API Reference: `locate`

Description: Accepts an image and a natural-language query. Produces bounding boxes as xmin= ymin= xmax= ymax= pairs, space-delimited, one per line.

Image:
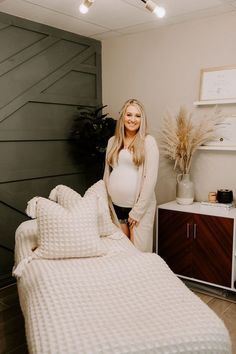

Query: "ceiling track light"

xmin=78 ymin=0 xmax=165 ymax=18
xmin=141 ymin=0 xmax=166 ymax=18
xmin=79 ymin=0 xmax=94 ymax=14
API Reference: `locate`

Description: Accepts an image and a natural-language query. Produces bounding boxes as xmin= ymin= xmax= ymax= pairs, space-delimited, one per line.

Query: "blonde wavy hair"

xmin=107 ymin=98 xmax=148 ymax=167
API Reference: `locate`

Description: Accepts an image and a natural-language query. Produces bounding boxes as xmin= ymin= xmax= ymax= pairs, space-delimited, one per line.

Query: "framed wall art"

xmin=199 ymin=65 xmax=236 ymax=102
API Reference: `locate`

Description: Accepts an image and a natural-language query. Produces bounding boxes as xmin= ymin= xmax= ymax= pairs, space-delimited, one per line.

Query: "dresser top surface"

xmin=158 ymin=201 xmax=236 ymax=219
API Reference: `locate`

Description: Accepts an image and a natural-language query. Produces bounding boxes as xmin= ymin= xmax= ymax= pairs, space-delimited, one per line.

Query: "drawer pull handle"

xmin=186 ymin=223 xmax=190 ymax=238
xmin=193 ymin=224 xmax=197 ymax=239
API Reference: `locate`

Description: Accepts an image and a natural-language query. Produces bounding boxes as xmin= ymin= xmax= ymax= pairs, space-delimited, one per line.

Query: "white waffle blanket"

xmin=15 ymin=221 xmax=231 ymax=354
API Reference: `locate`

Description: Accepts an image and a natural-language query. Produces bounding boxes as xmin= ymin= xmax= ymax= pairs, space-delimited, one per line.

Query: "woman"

xmin=103 ymin=98 xmax=159 ymax=252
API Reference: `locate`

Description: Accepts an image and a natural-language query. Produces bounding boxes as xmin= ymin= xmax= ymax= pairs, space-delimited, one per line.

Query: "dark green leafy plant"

xmin=69 ymin=105 xmax=116 ymax=163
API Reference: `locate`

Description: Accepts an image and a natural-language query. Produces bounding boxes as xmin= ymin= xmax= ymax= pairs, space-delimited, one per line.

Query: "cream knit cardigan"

xmin=103 ymin=134 xmax=159 ymax=252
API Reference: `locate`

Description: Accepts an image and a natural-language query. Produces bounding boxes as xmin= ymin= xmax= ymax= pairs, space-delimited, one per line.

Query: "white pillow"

xmin=84 ymin=180 xmax=118 ymax=236
xmin=49 ymin=180 xmax=117 ymax=237
xmin=49 ymin=184 xmax=82 ymax=208
xmin=29 ymin=194 xmax=104 ymax=259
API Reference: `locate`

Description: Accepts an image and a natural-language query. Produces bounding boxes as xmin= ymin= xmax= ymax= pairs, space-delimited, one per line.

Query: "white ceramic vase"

xmin=176 ymin=173 xmax=194 ymax=205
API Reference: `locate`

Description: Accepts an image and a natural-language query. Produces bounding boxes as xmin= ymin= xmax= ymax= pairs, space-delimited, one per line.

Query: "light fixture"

xmin=141 ymin=0 xmax=166 ymax=18
xmin=78 ymin=0 xmax=165 ymax=18
xmin=79 ymin=0 xmax=94 ymax=14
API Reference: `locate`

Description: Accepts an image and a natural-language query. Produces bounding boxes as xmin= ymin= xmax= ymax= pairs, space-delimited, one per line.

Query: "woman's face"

xmin=123 ymin=104 xmax=141 ymax=135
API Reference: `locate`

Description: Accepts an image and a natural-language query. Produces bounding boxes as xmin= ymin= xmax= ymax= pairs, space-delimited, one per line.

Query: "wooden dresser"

xmin=157 ymin=201 xmax=236 ymax=291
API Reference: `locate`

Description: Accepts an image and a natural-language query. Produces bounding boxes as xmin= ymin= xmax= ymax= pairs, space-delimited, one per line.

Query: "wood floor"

xmin=194 ymin=290 xmax=236 ymax=353
xmin=0 ymin=282 xmax=236 ymax=354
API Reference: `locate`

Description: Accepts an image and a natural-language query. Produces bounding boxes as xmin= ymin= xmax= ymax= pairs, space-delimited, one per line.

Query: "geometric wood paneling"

xmin=0 ymin=39 xmax=87 ymax=107
xmin=43 ymin=71 xmax=97 ymax=99
xmin=0 ymin=11 xmax=102 ymax=287
xmin=0 ymin=25 xmax=46 ymax=64
xmin=0 ymin=174 xmax=88 ymax=214
xmin=0 ymin=203 xmax=27 ymax=251
xmin=0 ymin=141 xmax=80 ymax=182
xmin=0 ymin=102 xmax=78 ymax=140
xmin=0 ymin=284 xmax=28 ymax=353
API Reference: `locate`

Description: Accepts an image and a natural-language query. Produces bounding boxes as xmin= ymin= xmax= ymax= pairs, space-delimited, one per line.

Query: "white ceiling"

xmin=0 ymin=0 xmax=236 ymax=40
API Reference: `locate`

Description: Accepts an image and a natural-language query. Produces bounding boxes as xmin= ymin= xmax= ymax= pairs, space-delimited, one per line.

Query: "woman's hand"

xmin=128 ymin=217 xmax=138 ymax=228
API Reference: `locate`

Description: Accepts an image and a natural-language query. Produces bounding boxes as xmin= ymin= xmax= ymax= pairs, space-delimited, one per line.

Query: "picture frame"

xmin=199 ymin=65 xmax=236 ymax=102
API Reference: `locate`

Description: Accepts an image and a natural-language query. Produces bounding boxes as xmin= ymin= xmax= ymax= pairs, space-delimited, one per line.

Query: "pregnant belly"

xmin=108 ymin=169 xmax=138 ymax=207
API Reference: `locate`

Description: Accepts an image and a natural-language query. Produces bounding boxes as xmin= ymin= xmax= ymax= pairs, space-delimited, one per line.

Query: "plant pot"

xmin=176 ymin=174 xmax=194 ymax=205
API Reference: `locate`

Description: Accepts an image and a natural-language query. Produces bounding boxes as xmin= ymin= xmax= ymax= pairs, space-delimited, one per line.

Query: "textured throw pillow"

xmin=49 ymin=184 xmax=82 ymax=208
xmin=27 ymin=194 xmax=104 ymax=259
xmin=84 ymin=180 xmax=118 ymax=236
xmin=49 ymin=180 xmax=117 ymax=236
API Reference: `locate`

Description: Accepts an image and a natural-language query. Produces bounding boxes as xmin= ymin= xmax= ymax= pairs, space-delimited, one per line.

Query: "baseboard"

xmin=182 ymin=279 xmax=236 ymax=303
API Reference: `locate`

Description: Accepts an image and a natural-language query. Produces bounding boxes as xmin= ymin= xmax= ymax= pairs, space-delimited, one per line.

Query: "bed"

xmin=13 ymin=181 xmax=231 ymax=354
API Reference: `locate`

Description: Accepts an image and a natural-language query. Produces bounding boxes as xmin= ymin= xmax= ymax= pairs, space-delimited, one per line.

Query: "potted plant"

xmin=69 ymin=105 xmax=116 ymax=177
xmin=160 ymin=106 xmax=222 ymax=204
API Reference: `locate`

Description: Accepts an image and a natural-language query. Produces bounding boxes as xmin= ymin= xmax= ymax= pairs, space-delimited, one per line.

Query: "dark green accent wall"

xmin=0 ymin=12 xmax=102 ymax=287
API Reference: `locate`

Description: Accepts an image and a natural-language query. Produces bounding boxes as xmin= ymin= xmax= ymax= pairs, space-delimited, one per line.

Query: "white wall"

xmin=102 ymin=12 xmax=236 ymax=205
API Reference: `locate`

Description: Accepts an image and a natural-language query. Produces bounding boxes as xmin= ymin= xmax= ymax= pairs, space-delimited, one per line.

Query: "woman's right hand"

xmin=128 ymin=216 xmax=138 ymax=228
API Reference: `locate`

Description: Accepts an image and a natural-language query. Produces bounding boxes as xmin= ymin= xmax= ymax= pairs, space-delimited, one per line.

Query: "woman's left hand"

xmin=128 ymin=217 xmax=138 ymax=228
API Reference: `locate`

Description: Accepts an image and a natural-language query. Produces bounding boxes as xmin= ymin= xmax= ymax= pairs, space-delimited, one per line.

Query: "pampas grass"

xmin=160 ymin=106 xmax=222 ymax=174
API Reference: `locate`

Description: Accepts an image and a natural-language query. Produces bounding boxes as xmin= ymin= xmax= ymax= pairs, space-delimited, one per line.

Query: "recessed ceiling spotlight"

xmin=141 ymin=0 xmax=166 ymax=18
xmin=153 ymin=5 xmax=166 ymax=18
xmin=79 ymin=0 xmax=95 ymax=14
